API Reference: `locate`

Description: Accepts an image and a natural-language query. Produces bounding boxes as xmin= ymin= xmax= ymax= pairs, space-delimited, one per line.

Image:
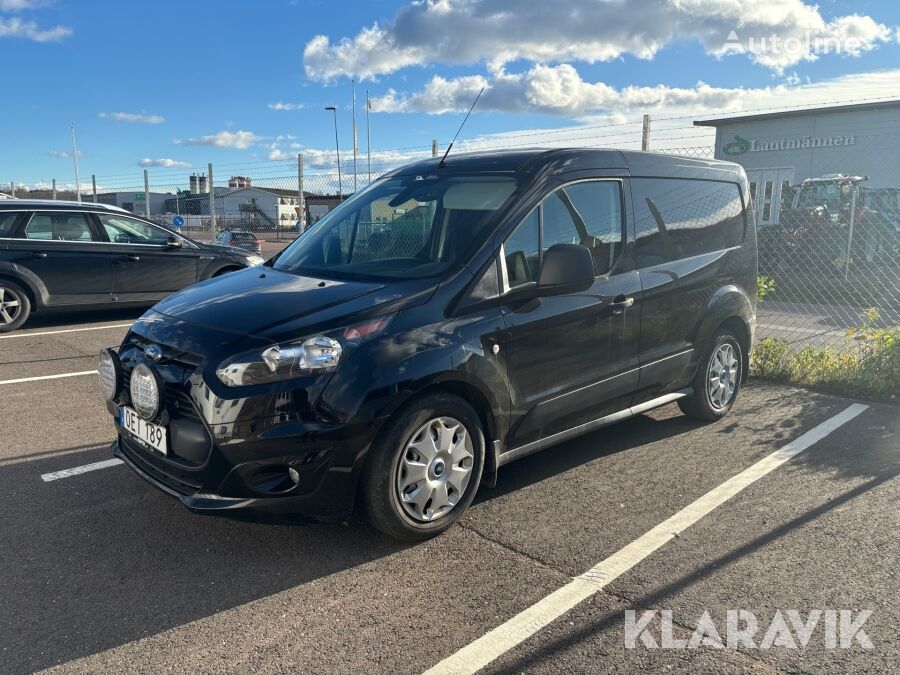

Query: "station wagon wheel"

xmin=396 ymin=416 xmax=475 ymax=522
xmin=0 ymin=281 xmax=31 ymax=333
xmin=678 ymin=329 xmax=743 ymax=422
xmin=361 ymin=392 xmax=485 ymax=541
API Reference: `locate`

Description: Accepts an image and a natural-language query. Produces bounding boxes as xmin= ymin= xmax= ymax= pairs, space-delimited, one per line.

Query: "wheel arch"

xmin=0 ymin=268 xmax=41 ymax=311
xmin=692 ymin=285 xmax=754 ymax=383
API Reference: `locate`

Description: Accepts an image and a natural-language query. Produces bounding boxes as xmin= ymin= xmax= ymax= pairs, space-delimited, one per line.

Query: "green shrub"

xmin=751 ymin=308 xmax=899 ymax=401
xmin=757 ymin=275 xmax=776 ymax=302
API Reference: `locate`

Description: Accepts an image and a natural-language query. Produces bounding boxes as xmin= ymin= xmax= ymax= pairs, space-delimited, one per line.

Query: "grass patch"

xmin=751 ymin=309 xmax=900 ymax=402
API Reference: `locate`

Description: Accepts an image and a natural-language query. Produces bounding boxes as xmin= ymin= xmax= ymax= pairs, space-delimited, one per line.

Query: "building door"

xmin=746 ymin=168 xmax=794 ymax=226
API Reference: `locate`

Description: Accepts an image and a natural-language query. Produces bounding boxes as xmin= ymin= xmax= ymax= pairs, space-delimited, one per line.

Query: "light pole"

xmin=325 ymin=106 xmax=343 ymax=199
xmin=71 ymin=122 xmax=81 ymax=202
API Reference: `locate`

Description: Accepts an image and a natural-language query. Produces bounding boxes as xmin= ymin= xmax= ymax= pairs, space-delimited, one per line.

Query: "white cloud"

xmin=0 ymin=15 xmax=71 ymax=41
xmin=0 ymin=1 xmax=46 ymax=10
xmin=303 ymin=0 xmax=896 ymax=80
xmin=137 ymin=158 xmax=191 ymax=168
xmin=370 ymin=63 xmax=900 ymax=120
xmin=268 ymin=102 xmax=304 ymax=111
xmin=183 ymin=130 xmax=263 ymax=149
xmin=267 ymin=143 xmax=291 ymax=160
xmin=99 ymin=111 xmax=166 ymax=124
xmin=48 ymin=149 xmax=79 ymax=158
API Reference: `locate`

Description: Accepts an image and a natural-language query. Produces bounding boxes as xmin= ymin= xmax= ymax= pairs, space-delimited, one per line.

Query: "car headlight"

xmin=98 ymin=348 xmax=122 ymax=401
xmin=215 ymin=315 xmax=394 ymax=387
xmin=130 ymin=364 xmax=163 ymax=420
xmin=246 ymin=255 xmax=265 ymax=266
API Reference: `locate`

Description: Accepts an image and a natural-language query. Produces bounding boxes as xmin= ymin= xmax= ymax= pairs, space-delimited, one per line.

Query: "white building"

xmin=216 ymin=187 xmax=303 ymax=229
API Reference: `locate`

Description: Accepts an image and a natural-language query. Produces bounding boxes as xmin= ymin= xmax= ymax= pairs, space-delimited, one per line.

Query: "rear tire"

xmin=361 ymin=392 xmax=484 ymax=541
xmin=678 ymin=330 xmax=743 ymax=422
xmin=0 ymin=280 xmax=31 ymax=333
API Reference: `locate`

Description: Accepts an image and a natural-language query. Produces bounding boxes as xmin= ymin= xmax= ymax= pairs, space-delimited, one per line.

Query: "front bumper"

xmin=112 ymin=436 xmax=358 ymax=523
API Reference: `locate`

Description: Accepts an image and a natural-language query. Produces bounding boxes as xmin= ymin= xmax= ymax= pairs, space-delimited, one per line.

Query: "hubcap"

xmin=396 ymin=416 xmax=474 ymax=522
xmin=707 ymin=343 xmax=739 ymax=409
xmin=0 ymin=287 xmax=22 ymax=326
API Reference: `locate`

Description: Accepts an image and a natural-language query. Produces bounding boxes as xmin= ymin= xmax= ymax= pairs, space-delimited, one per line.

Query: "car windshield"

xmin=273 ymin=173 xmax=520 ymax=280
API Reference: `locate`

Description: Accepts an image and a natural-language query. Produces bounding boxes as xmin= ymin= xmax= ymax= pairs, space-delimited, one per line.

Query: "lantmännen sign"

xmin=723 ymin=134 xmax=856 ymax=157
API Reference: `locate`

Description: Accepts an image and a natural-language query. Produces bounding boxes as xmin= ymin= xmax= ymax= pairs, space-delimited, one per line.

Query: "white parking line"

xmin=0 ymin=323 xmax=132 ymax=339
xmin=423 ymin=403 xmax=868 ymax=675
xmin=0 ymin=370 xmax=98 ymax=386
xmin=41 ymin=458 xmax=123 ymax=482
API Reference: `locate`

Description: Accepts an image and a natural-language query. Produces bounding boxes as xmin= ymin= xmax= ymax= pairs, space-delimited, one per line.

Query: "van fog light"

xmin=130 ymin=364 xmax=162 ymax=420
xmin=98 ymin=348 xmax=121 ymax=401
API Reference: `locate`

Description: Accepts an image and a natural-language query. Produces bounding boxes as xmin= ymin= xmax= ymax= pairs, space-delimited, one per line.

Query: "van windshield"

xmin=274 ymin=174 xmax=520 ymax=280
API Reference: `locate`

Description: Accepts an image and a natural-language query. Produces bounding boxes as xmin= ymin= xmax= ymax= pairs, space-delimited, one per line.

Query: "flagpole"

xmin=366 ymin=90 xmax=372 ymax=183
xmin=351 ymin=79 xmax=358 ymax=192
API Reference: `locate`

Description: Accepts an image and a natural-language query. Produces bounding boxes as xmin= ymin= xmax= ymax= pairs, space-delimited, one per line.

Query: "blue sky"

xmin=2 ymin=0 xmax=900 ymax=189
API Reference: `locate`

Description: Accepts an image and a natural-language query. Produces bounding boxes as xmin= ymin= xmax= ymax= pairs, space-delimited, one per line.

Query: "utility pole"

xmin=71 ymin=122 xmax=81 ymax=202
xmin=9 ymin=181 xmax=15 ymax=198
xmin=52 ymin=178 xmax=57 ymax=200
xmin=92 ymin=174 xmax=97 ymax=203
xmin=297 ymin=153 xmax=305 ymax=233
xmin=143 ymin=169 xmax=150 ymax=217
xmin=432 ymin=139 xmax=439 ymax=157
xmin=641 ymin=114 xmax=651 ymax=152
xmin=366 ymin=90 xmax=372 ymax=184
xmin=351 ymin=80 xmax=358 ymax=192
xmin=208 ymin=163 xmax=216 ymax=235
xmin=325 ymin=106 xmax=343 ymax=199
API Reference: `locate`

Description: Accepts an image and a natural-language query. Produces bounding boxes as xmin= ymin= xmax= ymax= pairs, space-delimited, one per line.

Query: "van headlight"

xmin=245 ymin=255 xmax=265 ymax=266
xmin=215 ymin=315 xmax=394 ymax=387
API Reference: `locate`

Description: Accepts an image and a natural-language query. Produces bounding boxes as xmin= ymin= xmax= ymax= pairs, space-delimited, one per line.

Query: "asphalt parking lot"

xmin=1 ymin=312 xmax=897 ymax=674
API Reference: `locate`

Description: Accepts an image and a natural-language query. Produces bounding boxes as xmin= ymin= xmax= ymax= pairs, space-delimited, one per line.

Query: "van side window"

xmin=503 ymin=210 xmax=539 ymax=288
xmin=545 ymin=181 xmax=623 ymax=276
xmin=631 ymin=178 xmax=744 ymax=266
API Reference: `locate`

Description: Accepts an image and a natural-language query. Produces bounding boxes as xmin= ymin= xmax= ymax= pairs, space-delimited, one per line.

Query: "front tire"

xmin=361 ymin=392 xmax=484 ymax=541
xmin=678 ymin=330 xmax=743 ymax=422
xmin=0 ymin=281 xmax=31 ymax=333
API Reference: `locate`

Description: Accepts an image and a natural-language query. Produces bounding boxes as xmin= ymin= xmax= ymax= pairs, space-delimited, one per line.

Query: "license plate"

xmin=119 ymin=406 xmax=168 ymax=455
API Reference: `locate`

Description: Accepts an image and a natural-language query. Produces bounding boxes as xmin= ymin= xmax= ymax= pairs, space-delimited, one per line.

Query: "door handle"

xmin=610 ymin=295 xmax=635 ymax=315
xmin=31 ymin=252 xmax=47 ymax=259
xmin=126 ymin=254 xmax=140 ymax=262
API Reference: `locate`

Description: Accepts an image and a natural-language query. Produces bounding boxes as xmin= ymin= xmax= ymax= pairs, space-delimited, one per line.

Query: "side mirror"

xmin=537 ymin=244 xmax=594 ymax=294
xmin=165 ymin=235 xmax=183 ymax=249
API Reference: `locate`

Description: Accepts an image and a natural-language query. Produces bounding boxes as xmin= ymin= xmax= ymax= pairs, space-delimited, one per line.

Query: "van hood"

xmin=149 ymin=266 xmax=438 ymax=343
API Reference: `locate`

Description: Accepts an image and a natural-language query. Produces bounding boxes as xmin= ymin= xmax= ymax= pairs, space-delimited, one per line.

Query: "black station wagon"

xmin=98 ymin=149 xmax=757 ymax=540
xmin=0 ymin=201 xmax=265 ymax=332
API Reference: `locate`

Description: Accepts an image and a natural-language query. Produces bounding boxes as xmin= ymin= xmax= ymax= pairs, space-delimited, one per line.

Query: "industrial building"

xmin=695 ymin=99 xmax=900 ymax=226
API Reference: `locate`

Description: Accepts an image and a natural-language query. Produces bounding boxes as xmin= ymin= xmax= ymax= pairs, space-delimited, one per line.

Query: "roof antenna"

xmin=439 ymin=86 xmax=485 ymax=167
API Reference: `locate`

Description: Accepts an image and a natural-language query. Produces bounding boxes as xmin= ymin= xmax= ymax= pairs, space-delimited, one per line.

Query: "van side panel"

xmin=630 ymin=176 xmax=752 ymax=402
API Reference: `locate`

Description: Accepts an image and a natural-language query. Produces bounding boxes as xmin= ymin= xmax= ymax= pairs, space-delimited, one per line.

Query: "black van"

xmin=99 ymin=149 xmax=757 ymax=540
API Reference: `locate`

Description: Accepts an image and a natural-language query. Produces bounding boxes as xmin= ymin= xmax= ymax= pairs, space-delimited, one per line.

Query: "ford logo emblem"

xmin=144 ymin=344 xmax=163 ymax=362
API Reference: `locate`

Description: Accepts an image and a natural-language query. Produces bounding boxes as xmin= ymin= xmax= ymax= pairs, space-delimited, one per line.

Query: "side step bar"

xmin=497 ymin=388 xmax=692 ymax=468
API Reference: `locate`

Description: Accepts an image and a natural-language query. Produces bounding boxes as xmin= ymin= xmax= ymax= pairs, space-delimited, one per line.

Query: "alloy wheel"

xmin=707 ymin=343 xmax=739 ymax=409
xmin=395 ymin=416 xmax=475 ymax=522
xmin=0 ymin=287 xmax=22 ymax=326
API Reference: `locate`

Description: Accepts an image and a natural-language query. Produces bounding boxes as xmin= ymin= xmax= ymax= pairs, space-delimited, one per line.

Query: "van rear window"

xmin=631 ymin=178 xmax=745 ymax=266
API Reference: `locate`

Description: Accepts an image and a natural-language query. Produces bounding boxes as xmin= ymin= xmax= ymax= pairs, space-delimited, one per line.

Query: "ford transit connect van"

xmin=99 ymin=149 xmax=757 ymax=540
